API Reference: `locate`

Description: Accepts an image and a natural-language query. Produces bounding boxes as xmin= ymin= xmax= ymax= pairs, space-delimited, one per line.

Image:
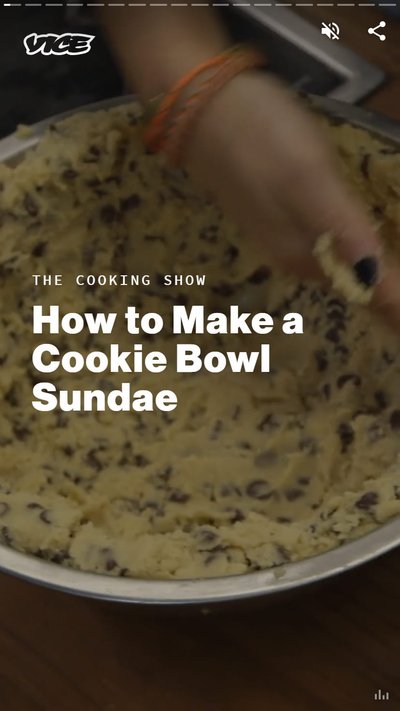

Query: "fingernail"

xmin=353 ymin=256 xmax=379 ymax=287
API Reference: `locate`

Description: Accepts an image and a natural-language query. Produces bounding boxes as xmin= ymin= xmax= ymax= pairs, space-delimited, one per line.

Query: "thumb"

xmin=297 ymin=172 xmax=400 ymax=328
xmin=323 ymin=184 xmax=400 ymax=329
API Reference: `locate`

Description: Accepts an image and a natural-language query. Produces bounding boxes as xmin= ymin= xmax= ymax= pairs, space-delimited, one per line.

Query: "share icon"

xmin=368 ymin=21 xmax=387 ymax=41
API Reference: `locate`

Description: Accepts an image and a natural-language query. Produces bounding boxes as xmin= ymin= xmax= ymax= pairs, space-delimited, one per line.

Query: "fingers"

xmin=287 ymin=164 xmax=400 ymax=328
xmin=317 ymin=181 xmax=400 ymax=329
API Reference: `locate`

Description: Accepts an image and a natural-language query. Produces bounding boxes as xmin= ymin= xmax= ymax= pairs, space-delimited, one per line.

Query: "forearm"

xmin=96 ymin=7 xmax=230 ymax=101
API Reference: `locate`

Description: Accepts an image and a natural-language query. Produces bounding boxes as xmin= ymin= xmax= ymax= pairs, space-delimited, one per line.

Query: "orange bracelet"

xmin=143 ymin=45 xmax=266 ymax=163
xmin=143 ymin=45 xmax=243 ymax=153
xmin=164 ymin=47 xmax=265 ymax=166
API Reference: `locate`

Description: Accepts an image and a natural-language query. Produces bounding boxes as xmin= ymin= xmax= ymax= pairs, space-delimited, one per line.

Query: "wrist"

xmin=98 ymin=8 xmax=230 ymax=102
xmin=182 ymin=70 xmax=256 ymax=181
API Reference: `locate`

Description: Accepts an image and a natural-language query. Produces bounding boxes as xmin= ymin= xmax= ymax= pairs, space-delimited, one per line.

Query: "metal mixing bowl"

xmin=0 ymin=95 xmax=399 ymax=605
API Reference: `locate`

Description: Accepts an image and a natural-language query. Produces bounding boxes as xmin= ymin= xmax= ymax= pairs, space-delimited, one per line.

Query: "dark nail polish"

xmin=353 ymin=256 xmax=379 ymax=287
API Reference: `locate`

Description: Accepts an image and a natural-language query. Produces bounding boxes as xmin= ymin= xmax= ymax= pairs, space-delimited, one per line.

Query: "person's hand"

xmin=184 ymin=71 xmax=400 ymax=327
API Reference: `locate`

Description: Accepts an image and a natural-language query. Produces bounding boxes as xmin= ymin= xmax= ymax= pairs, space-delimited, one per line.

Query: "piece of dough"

xmin=313 ymin=232 xmax=375 ymax=305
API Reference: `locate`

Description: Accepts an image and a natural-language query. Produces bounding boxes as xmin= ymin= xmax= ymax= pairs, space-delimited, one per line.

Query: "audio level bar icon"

xmin=374 ymin=689 xmax=390 ymax=701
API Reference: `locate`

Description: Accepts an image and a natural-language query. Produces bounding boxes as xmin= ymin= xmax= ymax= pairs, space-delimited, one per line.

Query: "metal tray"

xmin=0 ymin=95 xmax=399 ymax=606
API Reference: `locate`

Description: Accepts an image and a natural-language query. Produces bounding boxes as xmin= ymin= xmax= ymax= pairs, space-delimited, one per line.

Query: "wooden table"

xmin=1 ymin=8 xmax=400 ymax=710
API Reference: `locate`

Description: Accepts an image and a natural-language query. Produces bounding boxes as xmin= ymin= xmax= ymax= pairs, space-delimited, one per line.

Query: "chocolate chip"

xmin=5 ymin=385 xmax=18 ymax=407
xmin=100 ymin=205 xmax=118 ymax=224
xmin=204 ymin=545 xmax=227 ymax=565
xmin=226 ymin=508 xmax=245 ymax=523
xmin=325 ymin=328 xmax=340 ymax=344
xmin=62 ymin=445 xmax=75 ymax=457
xmin=55 ymin=411 xmax=68 ymax=429
xmin=383 ymin=350 xmax=395 ymax=366
xmin=254 ymin=450 xmax=276 ymax=467
xmin=142 ymin=500 xmax=164 ymax=517
xmin=373 ymin=390 xmax=387 ymax=412
xmin=105 ymin=175 xmax=122 ymax=186
xmin=168 ymin=490 xmax=190 ymax=504
xmin=297 ymin=476 xmax=310 ymax=486
xmin=1 ymin=526 xmax=12 ymax=545
xmin=360 ymin=154 xmax=371 ymax=178
xmin=13 ymin=424 xmax=31 ymax=441
xmin=220 ymin=484 xmax=242 ymax=498
xmin=334 ymin=344 xmax=349 ymax=358
xmin=23 ymin=193 xmax=39 ymax=217
xmin=144 ymin=234 xmax=166 ymax=244
xmin=114 ymin=497 xmax=140 ymax=513
xmin=174 ymin=293 xmax=189 ymax=306
xmin=50 ymin=550 xmax=70 ymax=564
xmin=327 ymin=297 xmax=345 ymax=310
xmin=62 ymin=168 xmax=78 ymax=180
xmin=86 ymin=449 xmax=103 ymax=472
xmin=209 ymin=420 xmax=223 ymax=441
xmin=256 ymin=414 xmax=278 ymax=432
xmin=105 ymin=557 xmax=117 ymax=572
xmin=134 ymin=454 xmax=150 ymax=467
xmin=39 ymin=509 xmax=52 ymax=524
xmin=285 ymin=488 xmax=304 ymax=502
xmin=211 ymin=283 xmax=235 ymax=297
xmin=276 ymin=544 xmax=291 ymax=562
xmin=158 ymin=466 xmax=173 ymax=482
xmin=0 ymin=502 xmax=10 ymax=517
xmin=367 ymin=422 xmax=384 ymax=444
xmin=315 ymin=349 xmax=328 ymax=372
xmin=223 ymin=245 xmax=239 ymax=265
xmin=337 ymin=373 xmax=361 ymax=389
xmin=337 ymin=422 xmax=354 ymax=452
xmin=247 ymin=266 xmax=271 ymax=284
xmin=322 ymin=383 xmax=331 ymax=400
xmin=31 ymin=241 xmax=47 ymax=258
xmin=199 ymin=226 xmax=218 ymax=243
xmin=355 ymin=491 xmax=378 ymax=510
xmin=379 ymin=146 xmax=398 ymax=155
xmin=198 ymin=253 xmax=210 ymax=264
xmin=27 ymin=502 xmax=43 ymax=510
xmin=232 ymin=405 xmax=241 ymax=421
xmin=196 ymin=528 xmax=219 ymax=550
xmin=389 ymin=410 xmax=400 ymax=430
xmin=299 ymin=437 xmax=318 ymax=455
xmin=246 ymin=479 xmax=271 ymax=500
xmin=120 ymin=193 xmax=141 ymax=212
xmin=277 ymin=516 xmax=292 ymax=524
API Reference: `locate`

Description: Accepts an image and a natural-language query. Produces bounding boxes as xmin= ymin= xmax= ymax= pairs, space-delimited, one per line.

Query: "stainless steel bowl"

xmin=0 ymin=95 xmax=399 ymax=605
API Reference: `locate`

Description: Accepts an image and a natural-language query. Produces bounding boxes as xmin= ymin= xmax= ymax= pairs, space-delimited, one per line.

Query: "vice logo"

xmin=24 ymin=33 xmax=95 ymax=56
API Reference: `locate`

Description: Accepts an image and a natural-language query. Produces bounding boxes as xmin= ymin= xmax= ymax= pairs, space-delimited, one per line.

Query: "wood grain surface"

xmin=0 ymin=8 xmax=399 ymax=710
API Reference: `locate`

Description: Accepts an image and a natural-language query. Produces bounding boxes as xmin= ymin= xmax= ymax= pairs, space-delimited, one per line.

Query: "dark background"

xmin=0 ymin=8 xmax=122 ymax=138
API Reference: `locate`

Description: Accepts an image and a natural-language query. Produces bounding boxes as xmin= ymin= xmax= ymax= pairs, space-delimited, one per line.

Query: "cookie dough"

xmin=0 ymin=103 xmax=399 ymax=580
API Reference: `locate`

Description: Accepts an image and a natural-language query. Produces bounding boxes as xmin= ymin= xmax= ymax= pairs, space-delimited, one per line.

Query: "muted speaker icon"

xmin=321 ymin=22 xmax=340 ymax=40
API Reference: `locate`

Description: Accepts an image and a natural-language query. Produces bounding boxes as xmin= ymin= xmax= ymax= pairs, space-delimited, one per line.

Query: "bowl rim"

xmin=0 ymin=94 xmax=399 ymax=604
